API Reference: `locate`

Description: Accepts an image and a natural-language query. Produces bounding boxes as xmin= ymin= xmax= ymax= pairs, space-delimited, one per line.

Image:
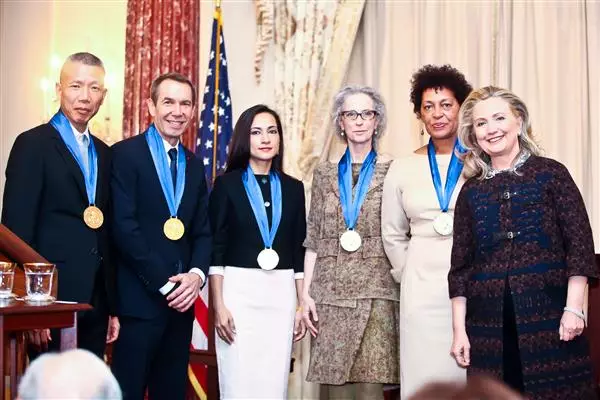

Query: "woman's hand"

xmin=560 ymin=310 xmax=585 ymax=341
xmin=214 ymin=304 xmax=236 ymax=344
xmin=293 ymin=308 xmax=307 ymax=342
xmin=451 ymin=329 xmax=471 ymax=367
xmin=301 ymin=294 xmax=319 ymax=337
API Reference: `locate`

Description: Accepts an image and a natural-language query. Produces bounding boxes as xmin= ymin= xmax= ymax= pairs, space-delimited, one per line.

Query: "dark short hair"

xmin=66 ymin=52 xmax=105 ymax=70
xmin=409 ymin=64 xmax=472 ymax=115
xmin=225 ymin=104 xmax=285 ymax=174
xmin=150 ymin=72 xmax=197 ymax=106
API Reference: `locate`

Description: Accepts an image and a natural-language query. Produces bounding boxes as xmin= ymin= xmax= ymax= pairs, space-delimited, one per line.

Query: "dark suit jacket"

xmin=1 ymin=123 xmax=116 ymax=312
xmin=110 ymin=132 xmax=211 ymax=319
xmin=209 ymin=169 xmax=306 ymax=273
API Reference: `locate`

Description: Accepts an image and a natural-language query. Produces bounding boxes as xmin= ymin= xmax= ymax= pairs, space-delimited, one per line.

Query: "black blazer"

xmin=1 ymin=123 xmax=115 ymax=312
xmin=110 ymin=132 xmax=211 ymax=319
xmin=209 ymin=169 xmax=306 ymax=272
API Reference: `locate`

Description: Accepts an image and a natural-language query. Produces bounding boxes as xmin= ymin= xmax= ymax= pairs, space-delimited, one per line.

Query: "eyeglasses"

xmin=340 ymin=109 xmax=378 ymax=121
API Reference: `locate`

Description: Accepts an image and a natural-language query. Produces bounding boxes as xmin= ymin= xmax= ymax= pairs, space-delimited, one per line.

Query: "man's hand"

xmin=166 ymin=273 xmax=202 ymax=312
xmin=106 ymin=316 xmax=120 ymax=343
xmin=26 ymin=329 xmax=51 ymax=350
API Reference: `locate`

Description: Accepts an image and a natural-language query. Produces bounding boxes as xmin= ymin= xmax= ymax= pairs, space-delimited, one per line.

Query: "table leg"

xmin=60 ymin=316 xmax=78 ymax=350
xmin=207 ymin=364 xmax=219 ymax=400
xmin=16 ymin=333 xmax=25 ymax=388
xmin=0 ymin=317 xmax=5 ymax=400
xmin=9 ymin=335 xmax=16 ymax=399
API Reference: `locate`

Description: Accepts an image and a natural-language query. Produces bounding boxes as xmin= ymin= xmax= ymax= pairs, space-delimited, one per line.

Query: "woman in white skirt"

xmin=208 ymin=104 xmax=307 ymax=399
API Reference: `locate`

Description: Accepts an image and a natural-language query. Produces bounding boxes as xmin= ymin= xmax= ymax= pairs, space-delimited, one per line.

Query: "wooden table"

xmin=0 ymin=300 xmax=91 ymax=399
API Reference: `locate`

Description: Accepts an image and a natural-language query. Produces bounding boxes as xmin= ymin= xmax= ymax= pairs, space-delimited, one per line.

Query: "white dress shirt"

xmin=69 ymin=123 xmax=91 ymax=175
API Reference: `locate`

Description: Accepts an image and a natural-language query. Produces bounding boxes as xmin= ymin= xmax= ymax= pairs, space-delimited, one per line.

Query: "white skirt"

xmin=216 ymin=266 xmax=296 ymax=400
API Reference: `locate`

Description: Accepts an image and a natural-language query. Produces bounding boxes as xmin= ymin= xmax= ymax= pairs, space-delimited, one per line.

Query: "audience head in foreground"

xmin=408 ymin=376 xmax=524 ymax=400
xmin=17 ymin=349 xmax=122 ymax=400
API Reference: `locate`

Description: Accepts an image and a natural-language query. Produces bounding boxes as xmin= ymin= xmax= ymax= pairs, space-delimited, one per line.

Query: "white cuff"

xmin=159 ymin=281 xmax=176 ymax=295
xmin=208 ymin=266 xmax=225 ymax=276
xmin=294 ymin=272 xmax=304 ymax=280
xmin=189 ymin=268 xmax=206 ymax=285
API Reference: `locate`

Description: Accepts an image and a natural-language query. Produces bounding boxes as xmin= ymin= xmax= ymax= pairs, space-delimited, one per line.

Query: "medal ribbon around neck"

xmin=338 ymin=148 xmax=377 ymax=230
xmin=427 ymin=139 xmax=464 ymax=212
xmin=242 ymin=165 xmax=282 ymax=249
xmin=50 ymin=110 xmax=98 ymax=206
xmin=145 ymin=124 xmax=186 ymax=218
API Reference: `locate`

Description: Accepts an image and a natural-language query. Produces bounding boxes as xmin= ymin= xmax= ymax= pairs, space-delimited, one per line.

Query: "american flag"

xmin=189 ymin=6 xmax=232 ymax=400
xmin=195 ymin=7 xmax=233 ymax=184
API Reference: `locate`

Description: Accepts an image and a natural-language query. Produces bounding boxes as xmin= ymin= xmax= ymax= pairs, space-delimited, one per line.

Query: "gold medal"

xmin=83 ymin=205 xmax=104 ymax=229
xmin=163 ymin=217 xmax=185 ymax=241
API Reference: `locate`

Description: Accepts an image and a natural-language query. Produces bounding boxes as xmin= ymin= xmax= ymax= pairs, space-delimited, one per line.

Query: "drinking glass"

xmin=0 ymin=262 xmax=15 ymax=298
xmin=23 ymin=263 xmax=55 ymax=303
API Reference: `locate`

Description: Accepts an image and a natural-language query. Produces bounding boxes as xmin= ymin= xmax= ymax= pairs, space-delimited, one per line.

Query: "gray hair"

xmin=66 ymin=52 xmax=105 ymax=70
xmin=332 ymin=85 xmax=387 ymax=149
xmin=458 ymin=86 xmax=542 ymax=179
xmin=18 ymin=349 xmax=122 ymax=399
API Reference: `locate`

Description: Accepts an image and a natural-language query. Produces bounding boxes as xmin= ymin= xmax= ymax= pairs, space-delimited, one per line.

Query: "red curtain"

xmin=122 ymin=0 xmax=199 ymax=150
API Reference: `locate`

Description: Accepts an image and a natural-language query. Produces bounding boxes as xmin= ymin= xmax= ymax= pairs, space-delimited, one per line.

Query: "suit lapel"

xmin=139 ymin=133 xmax=172 ymax=216
xmin=325 ymin=165 xmax=341 ymax=199
xmin=92 ymin=135 xmax=107 ymax=207
xmin=141 ymin=135 xmax=197 ymax=219
xmin=48 ymin=124 xmax=87 ymax=201
xmin=178 ymin=150 xmax=195 ymax=217
xmin=233 ymin=171 xmax=262 ymax=233
xmin=366 ymin=162 xmax=386 ymax=195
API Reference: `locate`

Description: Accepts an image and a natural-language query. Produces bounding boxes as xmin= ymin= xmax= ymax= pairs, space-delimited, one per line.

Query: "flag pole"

xmin=211 ymin=3 xmax=222 ymax=183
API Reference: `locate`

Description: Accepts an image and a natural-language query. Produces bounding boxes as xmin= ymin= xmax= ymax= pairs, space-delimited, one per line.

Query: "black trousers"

xmin=503 ymin=278 xmax=525 ymax=393
xmin=111 ymin=309 xmax=194 ymax=400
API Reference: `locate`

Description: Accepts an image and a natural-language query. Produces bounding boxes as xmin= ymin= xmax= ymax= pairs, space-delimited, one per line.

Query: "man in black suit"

xmin=110 ymin=72 xmax=211 ymax=399
xmin=2 ymin=52 xmax=119 ymax=358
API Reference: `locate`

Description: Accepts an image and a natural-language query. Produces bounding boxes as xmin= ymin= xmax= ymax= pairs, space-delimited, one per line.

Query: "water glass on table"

xmin=0 ymin=262 xmax=15 ymax=299
xmin=23 ymin=262 xmax=56 ymax=304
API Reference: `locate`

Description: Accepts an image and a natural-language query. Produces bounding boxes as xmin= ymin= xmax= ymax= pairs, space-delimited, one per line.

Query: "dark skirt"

xmin=501 ymin=278 xmax=598 ymax=399
xmin=503 ymin=278 xmax=525 ymax=393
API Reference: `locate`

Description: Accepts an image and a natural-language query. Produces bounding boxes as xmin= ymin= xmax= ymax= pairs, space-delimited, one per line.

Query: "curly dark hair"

xmin=409 ymin=64 xmax=472 ymax=115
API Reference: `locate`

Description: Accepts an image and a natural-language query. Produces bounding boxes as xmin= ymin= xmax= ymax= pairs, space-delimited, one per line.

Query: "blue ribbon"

xmin=427 ymin=139 xmax=464 ymax=212
xmin=242 ymin=165 xmax=282 ymax=248
xmin=338 ymin=148 xmax=377 ymax=230
xmin=50 ymin=110 xmax=98 ymax=205
xmin=145 ymin=124 xmax=186 ymax=217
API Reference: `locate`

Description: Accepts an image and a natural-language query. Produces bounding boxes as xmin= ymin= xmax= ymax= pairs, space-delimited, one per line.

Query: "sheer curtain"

xmin=495 ymin=1 xmax=600 ymax=249
xmin=344 ymin=1 xmax=498 ymax=161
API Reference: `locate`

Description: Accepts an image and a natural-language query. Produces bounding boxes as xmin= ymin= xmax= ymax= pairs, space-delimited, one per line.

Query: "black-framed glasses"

xmin=340 ymin=109 xmax=378 ymax=121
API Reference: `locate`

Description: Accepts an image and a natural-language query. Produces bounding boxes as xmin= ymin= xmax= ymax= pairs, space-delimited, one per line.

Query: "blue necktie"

xmin=168 ymin=148 xmax=177 ymax=191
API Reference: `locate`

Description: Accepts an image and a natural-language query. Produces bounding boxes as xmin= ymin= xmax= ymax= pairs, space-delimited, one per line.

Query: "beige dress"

xmin=304 ymin=159 xmax=400 ymax=385
xmin=381 ymin=154 xmax=467 ymax=398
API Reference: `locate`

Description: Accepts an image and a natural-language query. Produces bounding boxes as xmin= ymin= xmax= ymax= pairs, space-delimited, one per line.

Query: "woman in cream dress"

xmin=381 ymin=65 xmax=472 ymax=398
